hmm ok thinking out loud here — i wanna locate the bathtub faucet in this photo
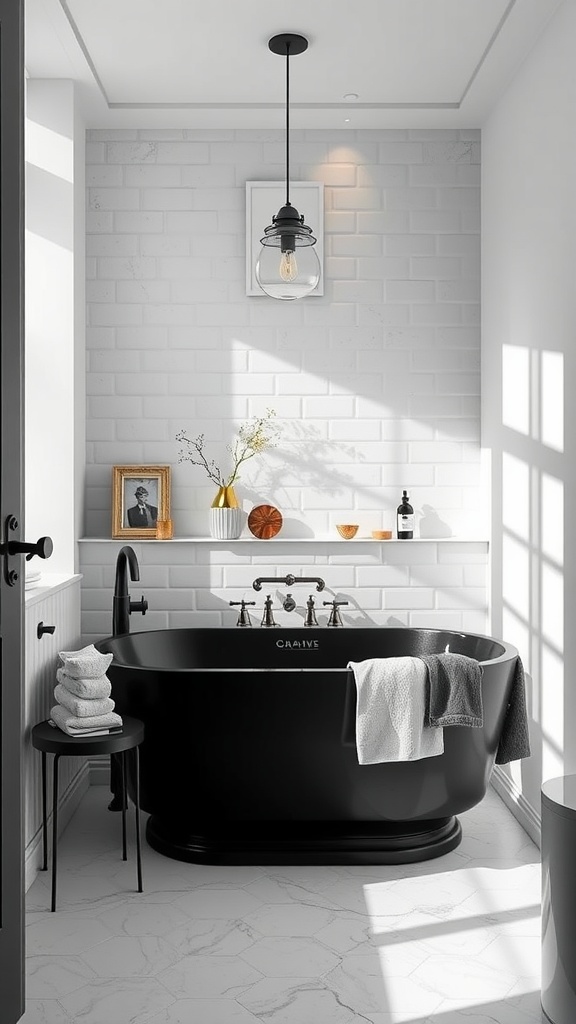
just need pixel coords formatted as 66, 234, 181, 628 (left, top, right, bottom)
252, 574, 325, 592
112, 545, 148, 636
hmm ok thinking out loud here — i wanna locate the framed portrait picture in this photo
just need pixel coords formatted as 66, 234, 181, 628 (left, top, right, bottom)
112, 465, 171, 539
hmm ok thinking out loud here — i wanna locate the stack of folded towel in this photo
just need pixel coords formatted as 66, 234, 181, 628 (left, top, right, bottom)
50, 644, 123, 737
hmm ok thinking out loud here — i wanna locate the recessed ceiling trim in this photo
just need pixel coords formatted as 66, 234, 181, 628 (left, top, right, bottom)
108, 101, 461, 111
59, 0, 518, 116
458, 0, 517, 104
58, 0, 109, 104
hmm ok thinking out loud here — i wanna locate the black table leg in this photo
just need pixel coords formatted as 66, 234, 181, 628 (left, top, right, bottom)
51, 754, 60, 912
41, 751, 47, 871
121, 750, 127, 861
135, 745, 142, 893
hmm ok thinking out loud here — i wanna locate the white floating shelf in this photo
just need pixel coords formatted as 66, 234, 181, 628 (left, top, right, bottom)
80, 536, 489, 544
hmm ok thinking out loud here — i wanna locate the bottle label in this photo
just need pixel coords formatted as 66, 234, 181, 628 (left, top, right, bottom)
397, 513, 414, 533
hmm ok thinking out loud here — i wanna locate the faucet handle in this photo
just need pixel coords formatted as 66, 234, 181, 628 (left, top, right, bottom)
130, 596, 148, 616
230, 600, 255, 627
323, 599, 348, 628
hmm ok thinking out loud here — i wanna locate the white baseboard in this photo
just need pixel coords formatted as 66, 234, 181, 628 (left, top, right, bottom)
491, 765, 541, 849
88, 754, 111, 785
25, 757, 111, 892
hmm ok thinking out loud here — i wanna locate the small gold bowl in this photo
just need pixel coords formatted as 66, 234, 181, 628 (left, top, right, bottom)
336, 524, 359, 540
372, 529, 392, 540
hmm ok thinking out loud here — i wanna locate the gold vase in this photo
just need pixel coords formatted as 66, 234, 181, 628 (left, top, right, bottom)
210, 485, 242, 539
211, 485, 239, 509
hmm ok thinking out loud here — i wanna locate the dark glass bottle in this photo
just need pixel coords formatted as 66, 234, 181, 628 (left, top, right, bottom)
397, 490, 414, 539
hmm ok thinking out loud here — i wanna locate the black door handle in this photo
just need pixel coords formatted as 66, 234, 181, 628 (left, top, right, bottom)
8, 535, 53, 560
1, 516, 54, 586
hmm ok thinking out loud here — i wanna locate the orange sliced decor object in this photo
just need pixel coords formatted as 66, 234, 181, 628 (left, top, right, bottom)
248, 504, 283, 540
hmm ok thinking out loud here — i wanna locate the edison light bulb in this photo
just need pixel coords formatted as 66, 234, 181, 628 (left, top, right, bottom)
279, 249, 298, 282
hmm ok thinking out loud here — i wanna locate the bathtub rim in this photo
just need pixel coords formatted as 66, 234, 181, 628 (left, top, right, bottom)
96, 626, 519, 673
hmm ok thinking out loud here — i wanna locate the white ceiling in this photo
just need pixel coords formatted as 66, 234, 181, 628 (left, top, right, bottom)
25, 0, 562, 128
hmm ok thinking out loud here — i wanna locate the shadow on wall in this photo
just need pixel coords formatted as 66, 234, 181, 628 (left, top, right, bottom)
418, 504, 453, 538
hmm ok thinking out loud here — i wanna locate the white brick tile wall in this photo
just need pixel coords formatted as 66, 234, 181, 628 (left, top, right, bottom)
82, 127, 486, 634
79, 539, 488, 642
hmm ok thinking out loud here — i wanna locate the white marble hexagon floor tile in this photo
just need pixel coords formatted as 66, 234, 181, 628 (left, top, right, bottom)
21, 784, 542, 1024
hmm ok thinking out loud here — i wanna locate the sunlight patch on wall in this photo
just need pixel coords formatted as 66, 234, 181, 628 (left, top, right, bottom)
502, 345, 529, 436
502, 452, 529, 541
502, 533, 530, 623
541, 643, 564, 780
25, 120, 73, 182
541, 562, 564, 653
541, 350, 564, 452
541, 473, 563, 566
502, 605, 530, 675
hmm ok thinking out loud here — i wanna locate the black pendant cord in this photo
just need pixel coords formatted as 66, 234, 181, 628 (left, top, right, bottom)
285, 41, 290, 207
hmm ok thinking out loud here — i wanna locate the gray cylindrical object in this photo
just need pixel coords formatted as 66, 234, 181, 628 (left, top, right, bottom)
542, 776, 576, 1023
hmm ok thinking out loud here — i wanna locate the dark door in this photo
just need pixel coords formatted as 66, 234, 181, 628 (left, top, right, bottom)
0, 0, 25, 1020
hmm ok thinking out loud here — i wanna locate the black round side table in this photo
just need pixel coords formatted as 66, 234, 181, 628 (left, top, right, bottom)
31, 715, 144, 911
542, 775, 576, 1024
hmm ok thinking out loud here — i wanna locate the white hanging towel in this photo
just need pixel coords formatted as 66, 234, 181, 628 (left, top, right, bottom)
347, 656, 444, 764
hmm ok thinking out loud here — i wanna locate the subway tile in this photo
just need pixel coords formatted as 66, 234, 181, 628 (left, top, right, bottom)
436, 588, 486, 609
88, 188, 140, 211
332, 187, 381, 210
154, 142, 210, 163
87, 234, 139, 257
89, 304, 143, 326
106, 141, 158, 163
378, 142, 423, 163
356, 566, 410, 587
357, 164, 408, 187
386, 280, 435, 302
410, 610, 464, 630
422, 141, 475, 164
436, 279, 480, 302
116, 281, 170, 303
141, 188, 194, 211
409, 564, 463, 587
86, 164, 123, 187
384, 588, 435, 609
123, 165, 181, 187
114, 211, 164, 233
332, 234, 381, 256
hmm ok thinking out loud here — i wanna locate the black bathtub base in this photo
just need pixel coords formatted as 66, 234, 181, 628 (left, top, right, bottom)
146, 815, 462, 865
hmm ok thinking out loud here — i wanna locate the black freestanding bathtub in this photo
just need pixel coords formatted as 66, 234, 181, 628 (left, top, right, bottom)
96, 627, 519, 865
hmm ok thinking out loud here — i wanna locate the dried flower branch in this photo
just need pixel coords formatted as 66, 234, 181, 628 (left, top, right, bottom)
176, 409, 280, 488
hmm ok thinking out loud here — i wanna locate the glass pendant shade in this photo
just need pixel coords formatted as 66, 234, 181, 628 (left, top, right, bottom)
255, 33, 320, 300
255, 201, 321, 300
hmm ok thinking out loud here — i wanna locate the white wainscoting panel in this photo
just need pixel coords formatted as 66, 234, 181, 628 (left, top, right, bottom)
24, 576, 83, 890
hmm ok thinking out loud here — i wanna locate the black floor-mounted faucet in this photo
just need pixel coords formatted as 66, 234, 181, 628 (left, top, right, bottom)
112, 545, 148, 636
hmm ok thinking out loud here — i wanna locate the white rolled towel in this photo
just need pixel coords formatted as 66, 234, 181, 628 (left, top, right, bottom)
50, 704, 123, 737
56, 667, 112, 700
54, 683, 115, 719
58, 643, 113, 679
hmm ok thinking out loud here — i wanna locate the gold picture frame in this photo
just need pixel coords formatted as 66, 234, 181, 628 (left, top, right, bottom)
112, 465, 171, 539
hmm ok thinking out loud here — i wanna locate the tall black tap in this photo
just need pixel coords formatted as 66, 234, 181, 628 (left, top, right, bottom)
112, 545, 148, 636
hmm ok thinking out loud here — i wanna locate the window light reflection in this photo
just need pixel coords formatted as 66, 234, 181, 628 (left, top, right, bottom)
541, 350, 563, 453
502, 345, 529, 436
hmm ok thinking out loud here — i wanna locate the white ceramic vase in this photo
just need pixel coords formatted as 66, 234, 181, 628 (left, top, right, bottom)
209, 486, 243, 540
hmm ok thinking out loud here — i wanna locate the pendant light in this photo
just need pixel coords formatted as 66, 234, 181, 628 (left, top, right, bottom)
255, 33, 321, 300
